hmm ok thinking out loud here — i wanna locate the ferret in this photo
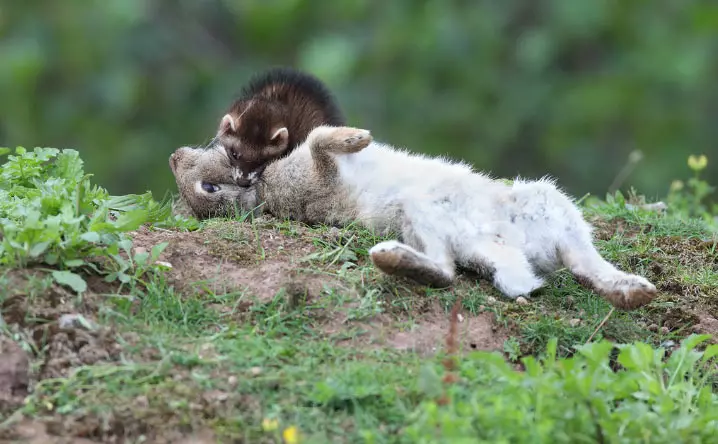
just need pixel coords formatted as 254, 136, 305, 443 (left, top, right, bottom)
216, 67, 345, 186
169, 125, 658, 311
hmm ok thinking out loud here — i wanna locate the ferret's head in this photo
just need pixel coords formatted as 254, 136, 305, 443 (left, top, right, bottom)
168, 144, 260, 220
217, 99, 290, 187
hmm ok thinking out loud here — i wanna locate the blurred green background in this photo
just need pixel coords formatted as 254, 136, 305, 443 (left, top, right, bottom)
1, 0, 716, 202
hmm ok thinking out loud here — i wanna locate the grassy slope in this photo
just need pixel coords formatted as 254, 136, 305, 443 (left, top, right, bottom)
2, 197, 718, 443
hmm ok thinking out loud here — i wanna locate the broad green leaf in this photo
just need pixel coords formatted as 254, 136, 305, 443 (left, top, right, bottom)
51, 270, 87, 293
80, 232, 101, 243
52, 149, 83, 182
681, 334, 712, 351
64, 259, 86, 268
117, 239, 133, 254
617, 343, 655, 371
112, 209, 147, 231
133, 251, 149, 267
702, 344, 718, 363
577, 340, 615, 365
29, 241, 51, 258
107, 194, 144, 211
150, 241, 169, 261
44, 253, 59, 265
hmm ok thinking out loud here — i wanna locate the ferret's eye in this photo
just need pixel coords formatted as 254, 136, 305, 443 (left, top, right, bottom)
201, 182, 220, 193
230, 149, 240, 160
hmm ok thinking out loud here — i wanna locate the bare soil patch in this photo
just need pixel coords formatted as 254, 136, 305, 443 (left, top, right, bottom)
385, 310, 510, 355
127, 222, 509, 354
0, 336, 30, 418
128, 220, 336, 302
590, 215, 718, 339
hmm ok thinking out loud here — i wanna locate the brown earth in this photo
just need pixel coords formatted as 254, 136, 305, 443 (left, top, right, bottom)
0, 218, 511, 442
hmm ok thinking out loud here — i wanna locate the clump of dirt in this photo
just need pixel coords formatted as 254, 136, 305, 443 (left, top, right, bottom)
38, 326, 124, 380
385, 310, 510, 356
692, 314, 718, 342
0, 271, 132, 404
319, 292, 511, 357
590, 216, 650, 241
2, 419, 102, 443
128, 221, 333, 302
0, 336, 30, 416
647, 306, 703, 339
642, 236, 718, 318
0, 272, 136, 442
202, 223, 258, 264
593, 226, 718, 340
280, 273, 333, 309
651, 236, 718, 269
3, 417, 219, 444
4, 373, 259, 443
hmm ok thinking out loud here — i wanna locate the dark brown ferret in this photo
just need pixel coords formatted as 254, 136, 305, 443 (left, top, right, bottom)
216, 67, 345, 186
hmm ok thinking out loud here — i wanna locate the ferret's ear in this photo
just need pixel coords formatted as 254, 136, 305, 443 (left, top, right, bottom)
269, 127, 289, 149
218, 114, 237, 135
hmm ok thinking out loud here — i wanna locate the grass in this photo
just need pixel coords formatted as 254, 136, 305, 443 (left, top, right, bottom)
8, 267, 718, 442
2, 147, 718, 442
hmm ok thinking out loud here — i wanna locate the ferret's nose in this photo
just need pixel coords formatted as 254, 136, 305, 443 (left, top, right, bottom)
236, 177, 252, 187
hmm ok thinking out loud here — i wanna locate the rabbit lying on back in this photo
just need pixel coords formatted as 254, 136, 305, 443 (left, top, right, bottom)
169, 125, 657, 310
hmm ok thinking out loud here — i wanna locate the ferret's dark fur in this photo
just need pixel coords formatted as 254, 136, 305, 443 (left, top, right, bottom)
217, 67, 346, 186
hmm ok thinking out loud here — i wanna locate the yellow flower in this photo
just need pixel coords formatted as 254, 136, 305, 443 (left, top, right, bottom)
283, 426, 300, 444
261, 418, 279, 432
688, 154, 708, 172
670, 180, 684, 192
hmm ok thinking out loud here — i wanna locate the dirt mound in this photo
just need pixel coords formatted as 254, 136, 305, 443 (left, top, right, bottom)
1, 272, 126, 382
692, 314, 718, 342
651, 236, 718, 269
129, 221, 336, 302
0, 336, 30, 416
2, 418, 218, 444
3, 420, 101, 444
590, 216, 649, 241
0, 271, 130, 440
126, 222, 513, 357
386, 311, 510, 355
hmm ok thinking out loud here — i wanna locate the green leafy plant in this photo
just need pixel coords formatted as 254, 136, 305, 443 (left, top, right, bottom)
104, 238, 169, 288
406, 334, 718, 443
0, 146, 172, 292
667, 154, 717, 225
502, 336, 522, 362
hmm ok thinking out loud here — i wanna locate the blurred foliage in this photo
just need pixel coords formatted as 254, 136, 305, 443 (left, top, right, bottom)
1, 0, 717, 204
667, 154, 717, 224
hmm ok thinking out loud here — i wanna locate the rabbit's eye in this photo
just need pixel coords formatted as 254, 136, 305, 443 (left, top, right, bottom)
201, 182, 220, 193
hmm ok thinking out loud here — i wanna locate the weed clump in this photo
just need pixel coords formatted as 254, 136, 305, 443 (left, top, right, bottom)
406, 334, 718, 443
0, 147, 190, 292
